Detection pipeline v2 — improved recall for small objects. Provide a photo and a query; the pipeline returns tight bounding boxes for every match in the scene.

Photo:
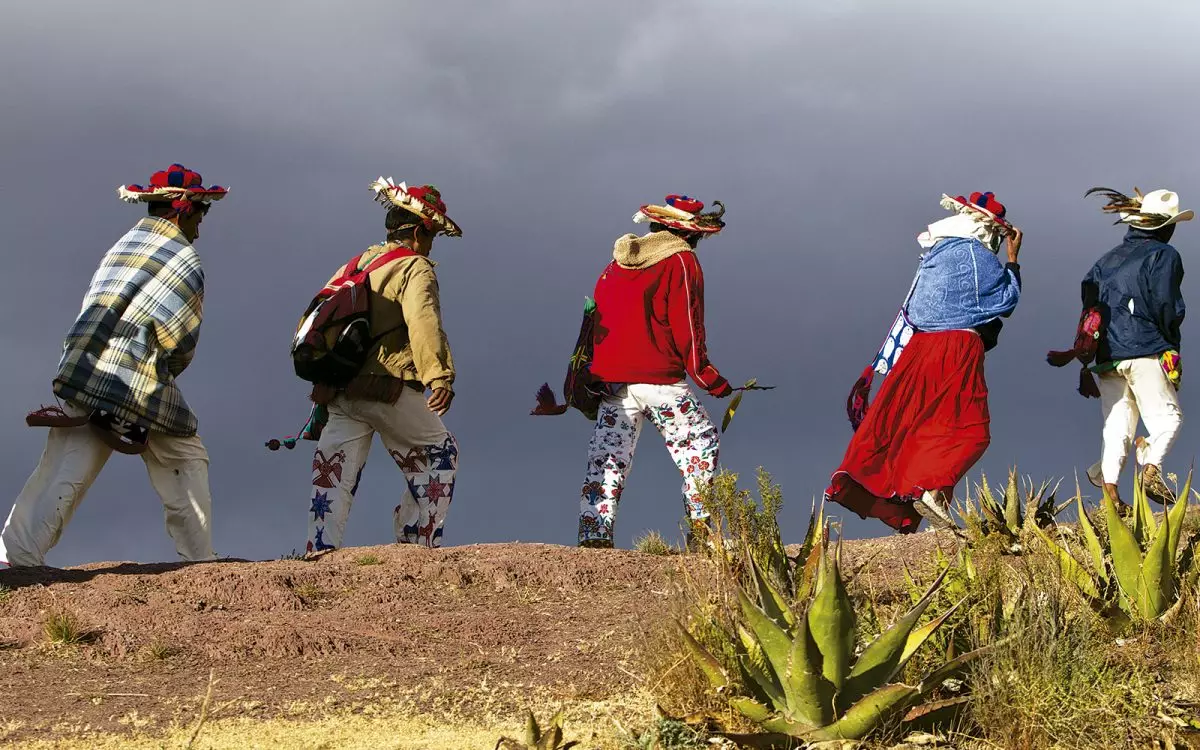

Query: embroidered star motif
[310,492,332,521]
[425,476,449,503]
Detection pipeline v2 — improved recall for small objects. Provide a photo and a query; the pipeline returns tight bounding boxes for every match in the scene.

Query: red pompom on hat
[117,163,228,213]
[665,194,704,214]
[947,190,1010,228]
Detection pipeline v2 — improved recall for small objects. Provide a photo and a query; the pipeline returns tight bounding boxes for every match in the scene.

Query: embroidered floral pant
[0,401,213,567]
[306,391,458,554]
[578,382,719,544]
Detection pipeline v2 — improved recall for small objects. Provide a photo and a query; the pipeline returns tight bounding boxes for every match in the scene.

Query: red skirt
[826,330,991,533]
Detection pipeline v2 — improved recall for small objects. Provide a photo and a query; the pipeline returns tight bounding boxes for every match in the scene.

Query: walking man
[1049,187,1189,506]
[576,195,733,549]
[300,178,460,555]
[0,164,227,567]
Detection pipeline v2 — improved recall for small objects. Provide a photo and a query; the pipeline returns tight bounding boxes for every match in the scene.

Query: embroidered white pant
[578,382,719,544]
[0,402,214,567]
[306,390,458,553]
[1097,357,1184,484]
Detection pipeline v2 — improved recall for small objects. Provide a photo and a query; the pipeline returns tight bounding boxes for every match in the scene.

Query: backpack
[291,247,416,386]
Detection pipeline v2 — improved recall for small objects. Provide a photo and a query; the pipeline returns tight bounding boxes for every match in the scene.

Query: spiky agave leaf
[975,474,1005,532]
[807,538,855,691]
[783,615,835,728]
[676,622,729,690]
[1137,507,1175,620]
[1004,469,1022,535]
[899,597,966,667]
[1075,490,1109,587]
[1132,469,1158,547]
[805,684,919,741]
[795,508,825,603]
[1165,469,1194,560]
[1032,523,1101,600]
[748,552,795,631]
[736,598,789,709]
[839,566,950,710]
[1104,492,1146,617]
[524,710,540,746]
[728,696,774,724]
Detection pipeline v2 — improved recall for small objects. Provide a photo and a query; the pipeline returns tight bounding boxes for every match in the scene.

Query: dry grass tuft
[41,610,96,647]
[142,641,175,661]
[353,554,383,567]
[633,531,679,557]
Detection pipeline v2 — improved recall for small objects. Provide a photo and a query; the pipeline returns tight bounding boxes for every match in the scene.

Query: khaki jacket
[312,242,454,404]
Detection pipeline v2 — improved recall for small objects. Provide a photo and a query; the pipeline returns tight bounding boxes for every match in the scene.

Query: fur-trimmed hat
[117,164,228,216]
[370,177,461,237]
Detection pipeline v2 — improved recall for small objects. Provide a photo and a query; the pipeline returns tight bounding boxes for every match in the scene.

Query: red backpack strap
[361,247,418,276]
[332,253,365,284]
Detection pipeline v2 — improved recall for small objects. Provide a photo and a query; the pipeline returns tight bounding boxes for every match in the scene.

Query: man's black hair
[386,206,429,241]
[147,202,209,218]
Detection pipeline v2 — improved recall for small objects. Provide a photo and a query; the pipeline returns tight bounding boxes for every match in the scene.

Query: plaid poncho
[53,217,205,436]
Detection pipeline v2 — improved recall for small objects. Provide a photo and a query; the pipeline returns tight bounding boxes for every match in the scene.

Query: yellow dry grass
[0,690,657,750]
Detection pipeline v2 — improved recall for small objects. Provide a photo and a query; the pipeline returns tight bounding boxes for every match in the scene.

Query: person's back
[1051,187,1191,507]
[300,178,460,557]
[1,164,226,568]
[1087,230,1184,364]
[575,195,733,550]
[55,216,204,436]
[591,231,724,391]
[312,243,454,405]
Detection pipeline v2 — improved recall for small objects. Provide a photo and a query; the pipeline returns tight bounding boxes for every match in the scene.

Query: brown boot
[1142,465,1175,506]
[1102,484,1132,517]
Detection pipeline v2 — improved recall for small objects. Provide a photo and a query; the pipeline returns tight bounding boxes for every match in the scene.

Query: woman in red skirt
[829,192,1025,532]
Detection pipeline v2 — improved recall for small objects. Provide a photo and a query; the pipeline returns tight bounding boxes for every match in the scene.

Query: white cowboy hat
[1086,186,1194,230]
[1127,189,1194,230]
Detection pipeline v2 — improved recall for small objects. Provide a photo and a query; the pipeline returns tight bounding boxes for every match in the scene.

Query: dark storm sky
[2,1,1198,565]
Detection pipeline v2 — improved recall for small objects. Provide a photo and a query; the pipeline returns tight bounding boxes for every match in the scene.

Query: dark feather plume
[1085,186,1167,228]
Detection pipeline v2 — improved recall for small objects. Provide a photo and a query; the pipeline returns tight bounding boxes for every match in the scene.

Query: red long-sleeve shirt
[590,250,730,396]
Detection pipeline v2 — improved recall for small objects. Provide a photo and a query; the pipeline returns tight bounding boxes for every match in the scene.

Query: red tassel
[531,383,569,416]
[1078,368,1101,399]
[846,366,874,431]
[1046,349,1078,368]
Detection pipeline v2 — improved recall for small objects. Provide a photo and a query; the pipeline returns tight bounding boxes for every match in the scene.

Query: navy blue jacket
[1082,228,1185,363]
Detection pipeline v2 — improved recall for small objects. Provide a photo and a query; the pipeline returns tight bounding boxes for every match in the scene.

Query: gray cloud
[2,0,1199,565]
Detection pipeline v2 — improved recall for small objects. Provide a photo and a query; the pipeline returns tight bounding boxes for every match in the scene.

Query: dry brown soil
[0,535,950,744]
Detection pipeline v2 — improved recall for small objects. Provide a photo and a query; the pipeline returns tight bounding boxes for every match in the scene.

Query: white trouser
[306,390,458,553]
[578,382,719,544]
[0,402,214,567]
[1097,357,1184,484]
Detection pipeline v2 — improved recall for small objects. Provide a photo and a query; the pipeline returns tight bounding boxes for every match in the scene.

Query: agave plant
[679,532,991,743]
[1034,471,1199,629]
[899,546,1023,662]
[959,469,1068,548]
[494,710,578,750]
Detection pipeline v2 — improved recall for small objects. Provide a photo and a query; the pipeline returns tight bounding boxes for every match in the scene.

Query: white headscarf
[917,212,1002,253]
